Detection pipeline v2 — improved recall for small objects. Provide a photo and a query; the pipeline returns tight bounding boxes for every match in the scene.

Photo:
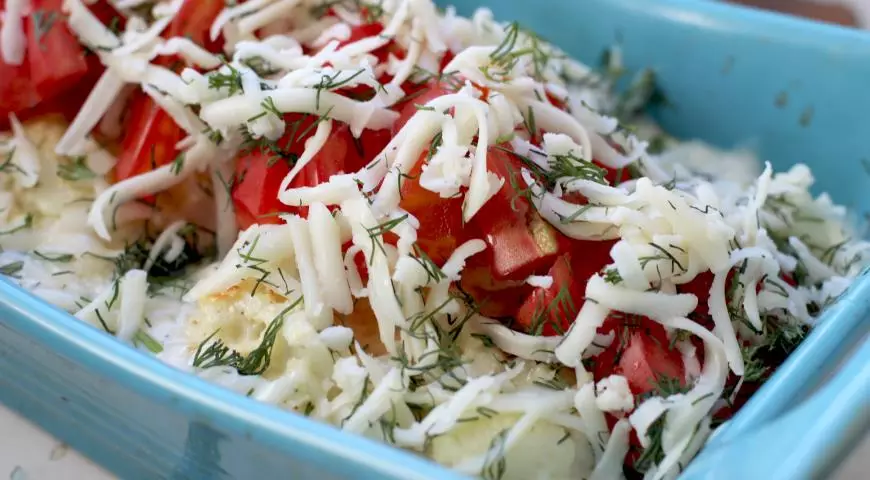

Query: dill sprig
[208,64,244,95]
[638,242,687,274]
[603,268,622,285]
[0,147,24,174]
[134,330,164,354]
[527,283,575,336]
[57,156,97,181]
[0,261,24,277]
[365,215,408,262]
[634,415,666,473]
[33,251,74,262]
[614,69,668,121]
[485,22,552,82]
[481,429,509,480]
[341,375,372,425]
[193,297,302,375]
[741,344,769,382]
[0,214,33,236]
[411,244,447,284]
[170,153,185,175]
[31,10,58,50]
[314,69,367,109]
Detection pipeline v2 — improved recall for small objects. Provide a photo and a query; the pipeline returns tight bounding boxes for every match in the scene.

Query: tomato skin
[25,0,89,101]
[165,0,226,52]
[114,94,186,182]
[355,127,391,170]
[232,150,292,231]
[515,253,585,335]
[287,121,359,189]
[398,152,466,266]
[469,146,567,281]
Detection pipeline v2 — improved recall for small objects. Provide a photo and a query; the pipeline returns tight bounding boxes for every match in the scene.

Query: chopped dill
[31,10,59,49]
[134,330,164,354]
[193,296,302,375]
[208,64,244,95]
[0,261,24,277]
[411,244,447,284]
[170,153,185,175]
[603,268,622,285]
[57,156,96,181]
[481,429,509,480]
[0,214,33,236]
[0,147,23,174]
[33,251,75,263]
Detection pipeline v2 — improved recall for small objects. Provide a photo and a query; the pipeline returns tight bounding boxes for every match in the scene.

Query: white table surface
[0,400,866,479]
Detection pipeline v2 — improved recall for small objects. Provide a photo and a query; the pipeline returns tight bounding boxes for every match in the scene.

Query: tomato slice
[398,152,466,266]
[165,0,226,52]
[468,146,567,281]
[594,315,685,396]
[114,94,185,182]
[25,0,89,101]
[515,253,586,335]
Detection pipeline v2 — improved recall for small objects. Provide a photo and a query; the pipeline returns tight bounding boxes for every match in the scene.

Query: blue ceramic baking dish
[1,0,869,479]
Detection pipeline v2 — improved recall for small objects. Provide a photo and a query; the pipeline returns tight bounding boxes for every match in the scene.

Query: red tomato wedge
[469,146,567,281]
[232,150,291,230]
[594,315,686,396]
[165,0,226,52]
[399,152,466,266]
[25,0,89,101]
[460,266,532,319]
[114,94,186,182]
[231,118,376,228]
[515,253,585,335]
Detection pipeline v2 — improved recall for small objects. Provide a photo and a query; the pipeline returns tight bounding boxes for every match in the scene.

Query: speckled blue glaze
[0,1,868,479]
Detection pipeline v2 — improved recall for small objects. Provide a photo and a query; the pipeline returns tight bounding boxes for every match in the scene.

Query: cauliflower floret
[595,375,635,413]
[429,413,577,480]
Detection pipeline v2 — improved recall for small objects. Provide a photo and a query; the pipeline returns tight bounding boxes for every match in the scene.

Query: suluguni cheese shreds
[1,1,869,479]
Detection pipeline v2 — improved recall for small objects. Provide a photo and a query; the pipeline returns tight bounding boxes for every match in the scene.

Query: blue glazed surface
[0,1,869,479]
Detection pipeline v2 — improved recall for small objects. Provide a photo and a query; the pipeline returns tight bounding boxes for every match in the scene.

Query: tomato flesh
[232,150,292,230]
[515,253,584,335]
[469,146,566,281]
[594,315,686,396]
[166,0,226,52]
[25,0,89,100]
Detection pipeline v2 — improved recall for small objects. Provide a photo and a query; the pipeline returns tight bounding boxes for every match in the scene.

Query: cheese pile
[1,1,869,479]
